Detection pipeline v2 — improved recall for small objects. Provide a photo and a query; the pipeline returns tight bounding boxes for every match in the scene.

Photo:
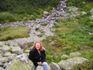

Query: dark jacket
[28,47,46,66]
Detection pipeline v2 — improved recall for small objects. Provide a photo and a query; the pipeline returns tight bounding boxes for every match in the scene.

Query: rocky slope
[0,0,67,45]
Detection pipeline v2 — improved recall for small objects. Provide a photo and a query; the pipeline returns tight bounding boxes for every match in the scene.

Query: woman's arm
[28,49,35,62]
[41,49,46,62]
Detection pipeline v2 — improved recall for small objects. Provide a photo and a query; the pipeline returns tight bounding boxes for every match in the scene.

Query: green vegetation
[0,0,59,22]
[67,0,93,12]
[0,26,30,41]
[81,50,93,60]
[40,0,93,63]
[42,14,93,63]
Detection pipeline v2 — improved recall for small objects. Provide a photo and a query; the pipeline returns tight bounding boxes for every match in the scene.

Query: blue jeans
[34,62,48,70]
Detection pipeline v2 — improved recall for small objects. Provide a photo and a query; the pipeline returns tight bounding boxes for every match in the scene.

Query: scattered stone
[81,11,87,15]
[6,59,33,70]
[89,15,93,20]
[0,67,4,70]
[90,8,93,15]
[11,47,23,54]
[50,62,61,70]
[0,57,8,63]
[68,6,79,12]
[43,11,49,15]
[69,52,81,57]
[61,54,69,59]
[58,57,88,70]
[1,45,11,52]
[3,52,12,57]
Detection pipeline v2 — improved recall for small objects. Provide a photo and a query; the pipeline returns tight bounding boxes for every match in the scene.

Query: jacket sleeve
[41,50,46,62]
[28,49,35,62]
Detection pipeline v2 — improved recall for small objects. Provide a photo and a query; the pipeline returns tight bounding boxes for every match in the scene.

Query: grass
[42,14,93,63]
[81,49,93,60]
[0,26,30,41]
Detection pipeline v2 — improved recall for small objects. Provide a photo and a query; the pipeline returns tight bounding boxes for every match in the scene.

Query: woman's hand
[37,62,42,65]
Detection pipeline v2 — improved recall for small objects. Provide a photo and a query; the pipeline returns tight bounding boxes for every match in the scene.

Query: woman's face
[35,43,41,50]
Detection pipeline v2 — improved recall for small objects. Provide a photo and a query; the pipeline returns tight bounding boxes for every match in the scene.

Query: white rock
[43,11,49,15]
[0,42,4,47]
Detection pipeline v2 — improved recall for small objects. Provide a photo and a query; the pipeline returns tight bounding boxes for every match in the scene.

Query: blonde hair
[32,40,45,51]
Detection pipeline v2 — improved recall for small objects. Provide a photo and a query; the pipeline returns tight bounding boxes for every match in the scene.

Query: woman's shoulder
[41,47,46,52]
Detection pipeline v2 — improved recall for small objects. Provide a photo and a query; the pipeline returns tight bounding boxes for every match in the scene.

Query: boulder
[89,15,93,20]
[0,57,8,63]
[90,8,93,15]
[50,62,61,70]
[1,45,11,52]
[68,6,78,12]
[69,52,81,57]
[43,11,49,15]
[0,67,4,70]
[0,42,4,47]
[3,52,12,57]
[11,47,23,54]
[58,57,88,70]
[61,54,69,60]
[81,11,87,15]
[6,59,33,70]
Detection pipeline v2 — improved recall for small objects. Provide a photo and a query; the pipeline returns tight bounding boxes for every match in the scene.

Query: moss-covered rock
[6,59,33,70]
[71,60,93,70]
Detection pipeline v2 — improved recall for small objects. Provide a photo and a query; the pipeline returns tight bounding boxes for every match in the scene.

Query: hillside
[0,0,93,70]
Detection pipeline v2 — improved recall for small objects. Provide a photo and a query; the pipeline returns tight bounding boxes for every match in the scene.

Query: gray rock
[69,52,81,57]
[1,45,11,52]
[6,59,33,70]
[3,52,12,57]
[0,42,4,47]
[11,47,23,54]
[0,67,4,70]
[68,6,78,12]
[61,54,69,59]
[90,8,93,15]
[89,15,93,20]
[0,57,8,63]
[50,62,61,70]
[43,11,49,15]
[81,11,87,15]
[58,57,88,70]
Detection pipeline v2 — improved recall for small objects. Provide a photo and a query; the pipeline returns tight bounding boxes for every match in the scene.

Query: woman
[28,41,48,70]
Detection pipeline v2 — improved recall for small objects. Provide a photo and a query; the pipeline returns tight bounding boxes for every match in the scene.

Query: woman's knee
[42,62,48,66]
